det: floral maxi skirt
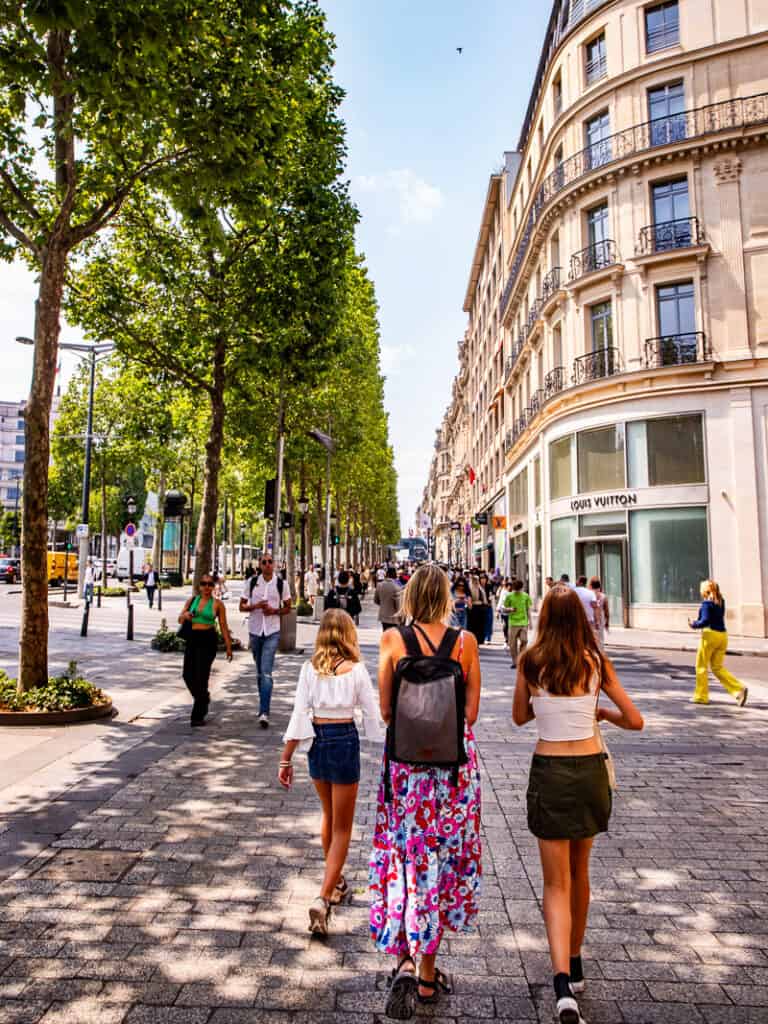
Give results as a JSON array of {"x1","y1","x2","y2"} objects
[{"x1": 368, "y1": 726, "x2": 482, "y2": 957}]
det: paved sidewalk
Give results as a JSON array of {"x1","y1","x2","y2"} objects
[{"x1": 0, "y1": 600, "x2": 765, "y2": 1022}]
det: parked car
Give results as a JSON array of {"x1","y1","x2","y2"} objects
[
  {"x1": 93, "y1": 557, "x2": 117, "y2": 579},
  {"x1": 0, "y1": 557, "x2": 19, "y2": 584}
]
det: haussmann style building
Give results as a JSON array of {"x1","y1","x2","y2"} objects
[{"x1": 422, "y1": 0, "x2": 768, "y2": 637}]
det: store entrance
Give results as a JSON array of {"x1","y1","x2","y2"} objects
[{"x1": 576, "y1": 539, "x2": 628, "y2": 627}]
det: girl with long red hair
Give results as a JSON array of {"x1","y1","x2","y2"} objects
[{"x1": 513, "y1": 585, "x2": 643, "y2": 1024}]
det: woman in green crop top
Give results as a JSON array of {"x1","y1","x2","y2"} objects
[{"x1": 179, "y1": 575, "x2": 233, "y2": 726}]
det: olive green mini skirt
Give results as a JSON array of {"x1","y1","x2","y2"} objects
[{"x1": 527, "y1": 753, "x2": 611, "y2": 840}]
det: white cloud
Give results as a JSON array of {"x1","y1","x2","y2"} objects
[
  {"x1": 380, "y1": 342, "x2": 417, "y2": 374},
  {"x1": 353, "y1": 169, "x2": 444, "y2": 232}
]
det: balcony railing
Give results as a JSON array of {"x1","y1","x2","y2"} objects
[
  {"x1": 585, "y1": 55, "x2": 607, "y2": 85},
  {"x1": 568, "y1": 240, "x2": 618, "y2": 281},
  {"x1": 544, "y1": 366, "x2": 565, "y2": 399},
  {"x1": 504, "y1": 354, "x2": 514, "y2": 380},
  {"x1": 540, "y1": 266, "x2": 563, "y2": 303},
  {"x1": 572, "y1": 347, "x2": 622, "y2": 385},
  {"x1": 499, "y1": 91, "x2": 768, "y2": 320},
  {"x1": 636, "y1": 216, "x2": 703, "y2": 256},
  {"x1": 644, "y1": 332, "x2": 709, "y2": 367}
]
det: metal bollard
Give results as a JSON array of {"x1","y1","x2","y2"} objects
[
  {"x1": 80, "y1": 602, "x2": 89, "y2": 637},
  {"x1": 63, "y1": 576, "x2": 68, "y2": 603},
  {"x1": 97, "y1": 585, "x2": 102, "y2": 608},
  {"x1": 157, "y1": 583, "x2": 162, "y2": 611},
  {"x1": 126, "y1": 603, "x2": 134, "y2": 640}
]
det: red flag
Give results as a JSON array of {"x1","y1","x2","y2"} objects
[{"x1": 467, "y1": 466, "x2": 476, "y2": 485}]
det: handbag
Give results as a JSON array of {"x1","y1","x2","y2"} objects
[
  {"x1": 594, "y1": 672, "x2": 617, "y2": 790},
  {"x1": 177, "y1": 596, "x2": 198, "y2": 641}
]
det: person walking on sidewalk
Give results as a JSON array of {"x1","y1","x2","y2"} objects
[
  {"x1": 588, "y1": 576, "x2": 609, "y2": 650},
  {"x1": 240, "y1": 554, "x2": 292, "y2": 729},
  {"x1": 279, "y1": 608, "x2": 383, "y2": 936},
  {"x1": 689, "y1": 579, "x2": 748, "y2": 707},
  {"x1": 178, "y1": 575, "x2": 233, "y2": 726},
  {"x1": 513, "y1": 585, "x2": 643, "y2": 1024},
  {"x1": 142, "y1": 561, "x2": 159, "y2": 608},
  {"x1": 370, "y1": 564, "x2": 482, "y2": 1020},
  {"x1": 325, "y1": 570, "x2": 362, "y2": 624},
  {"x1": 375, "y1": 566, "x2": 401, "y2": 631},
  {"x1": 504, "y1": 579, "x2": 532, "y2": 667}
]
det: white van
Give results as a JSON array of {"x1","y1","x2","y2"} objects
[{"x1": 115, "y1": 545, "x2": 151, "y2": 581}]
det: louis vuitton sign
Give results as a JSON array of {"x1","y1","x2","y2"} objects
[{"x1": 569, "y1": 492, "x2": 638, "y2": 512}]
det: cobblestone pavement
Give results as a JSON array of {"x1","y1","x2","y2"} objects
[{"x1": 0, "y1": 599, "x2": 766, "y2": 1023}]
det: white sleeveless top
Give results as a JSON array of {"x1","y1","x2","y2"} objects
[
  {"x1": 531, "y1": 672, "x2": 599, "y2": 742},
  {"x1": 283, "y1": 660, "x2": 385, "y2": 752}
]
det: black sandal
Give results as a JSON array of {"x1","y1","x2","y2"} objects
[
  {"x1": 384, "y1": 955, "x2": 417, "y2": 1020},
  {"x1": 329, "y1": 874, "x2": 349, "y2": 905},
  {"x1": 417, "y1": 968, "x2": 453, "y2": 1005}
]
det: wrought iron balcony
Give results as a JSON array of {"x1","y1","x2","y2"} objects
[
  {"x1": 540, "y1": 266, "x2": 563, "y2": 304},
  {"x1": 499, "y1": 90, "x2": 768, "y2": 320},
  {"x1": 585, "y1": 55, "x2": 607, "y2": 85},
  {"x1": 504, "y1": 354, "x2": 514, "y2": 380},
  {"x1": 644, "y1": 332, "x2": 709, "y2": 367},
  {"x1": 636, "y1": 216, "x2": 703, "y2": 256},
  {"x1": 572, "y1": 347, "x2": 622, "y2": 385},
  {"x1": 544, "y1": 366, "x2": 566, "y2": 399},
  {"x1": 568, "y1": 240, "x2": 618, "y2": 281}
]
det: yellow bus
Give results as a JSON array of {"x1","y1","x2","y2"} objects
[{"x1": 47, "y1": 551, "x2": 78, "y2": 584}]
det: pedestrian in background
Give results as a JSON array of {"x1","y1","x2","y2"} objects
[
  {"x1": 479, "y1": 571, "x2": 494, "y2": 642},
  {"x1": 375, "y1": 566, "x2": 401, "y2": 631},
  {"x1": 82, "y1": 559, "x2": 96, "y2": 604},
  {"x1": 513, "y1": 585, "x2": 643, "y2": 1024},
  {"x1": 178, "y1": 574, "x2": 233, "y2": 726},
  {"x1": 371, "y1": 564, "x2": 482, "y2": 1020},
  {"x1": 451, "y1": 578, "x2": 470, "y2": 629},
  {"x1": 496, "y1": 577, "x2": 512, "y2": 644},
  {"x1": 589, "y1": 577, "x2": 609, "y2": 649},
  {"x1": 504, "y1": 579, "x2": 532, "y2": 668},
  {"x1": 142, "y1": 561, "x2": 158, "y2": 609},
  {"x1": 325, "y1": 570, "x2": 362, "y2": 624},
  {"x1": 240, "y1": 554, "x2": 292, "y2": 729},
  {"x1": 467, "y1": 571, "x2": 489, "y2": 645},
  {"x1": 279, "y1": 608, "x2": 383, "y2": 936},
  {"x1": 689, "y1": 579, "x2": 748, "y2": 707},
  {"x1": 305, "y1": 564, "x2": 319, "y2": 607}
]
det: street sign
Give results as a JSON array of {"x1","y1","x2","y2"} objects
[
  {"x1": 76, "y1": 523, "x2": 89, "y2": 539},
  {"x1": 450, "y1": 521, "x2": 461, "y2": 530},
  {"x1": 474, "y1": 512, "x2": 488, "y2": 525},
  {"x1": 125, "y1": 522, "x2": 137, "y2": 538}
]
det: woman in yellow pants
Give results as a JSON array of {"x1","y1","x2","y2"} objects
[{"x1": 689, "y1": 579, "x2": 748, "y2": 707}]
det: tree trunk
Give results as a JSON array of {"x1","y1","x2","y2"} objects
[
  {"x1": 19, "y1": 244, "x2": 68, "y2": 691},
  {"x1": 186, "y1": 466, "x2": 197, "y2": 579},
  {"x1": 315, "y1": 478, "x2": 325, "y2": 567},
  {"x1": 193, "y1": 338, "x2": 226, "y2": 588},
  {"x1": 100, "y1": 467, "x2": 108, "y2": 581},
  {"x1": 285, "y1": 467, "x2": 297, "y2": 600},
  {"x1": 229, "y1": 505, "x2": 236, "y2": 580}
]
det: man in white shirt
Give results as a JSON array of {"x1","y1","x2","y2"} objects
[
  {"x1": 239, "y1": 554, "x2": 292, "y2": 728},
  {"x1": 304, "y1": 565, "x2": 319, "y2": 606},
  {"x1": 83, "y1": 560, "x2": 96, "y2": 604},
  {"x1": 574, "y1": 574, "x2": 597, "y2": 626}
]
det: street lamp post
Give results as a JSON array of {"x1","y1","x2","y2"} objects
[
  {"x1": 240, "y1": 521, "x2": 246, "y2": 577},
  {"x1": 298, "y1": 494, "x2": 309, "y2": 598},
  {"x1": 125, "y1": 494, "x2": 137, "y2": 640},
  {"x1": 329, "y1": 508, "x2": 338, "y2": 583},
  {"x1": 307, "y1": 427, "x2": 335, "y2": 589}
]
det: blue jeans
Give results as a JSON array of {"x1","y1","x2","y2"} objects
[
  {"x1": 249, "y1": 631, "x2": 280, "y2": 716},
  {"x1": 484, "y1": 605, "x2": 494, "y2": 642}
]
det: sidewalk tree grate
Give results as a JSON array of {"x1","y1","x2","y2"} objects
[{"x1": 31, "y1": 849, "x2": 139, "y2": 882}]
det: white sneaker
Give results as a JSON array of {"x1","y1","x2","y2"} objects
[
  {"x1": 308, "y1": 897, "x2": 330, "y2": 935},
  {"x1": 570, "y1": 979, "x2": 585, "y2": 994},
  {"x1": 259, "y1": 713, "x2": 269, "y2": 729},
  {"x1": 556, "y1": 995, "x2": 585, "y2": 1024}
]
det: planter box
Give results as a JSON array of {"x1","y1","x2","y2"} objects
[{"x1": 0, "y1": 701, "x2": 114, "y2": 726}]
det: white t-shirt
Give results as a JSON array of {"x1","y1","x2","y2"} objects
[
  {"x1": 574, "y1": 585, "x2": 597, "y2": 625},
  {"x1": 305, "y1": 570, "x2": 318, "y2": 596},
  {"x1": 247, "y1": 575, "x2": 287, "y2": 637}
]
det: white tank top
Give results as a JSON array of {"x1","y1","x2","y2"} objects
[{"x1": 531, "y1": 672, "x2": 599, "y2": 742}]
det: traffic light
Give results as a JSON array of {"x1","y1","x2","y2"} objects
[
  {"x1": 279, "y1": 511, "x2": 293, "y2": 529},
  {"x1": 163, "y1": 490, "x2": 186, "y2": 517},
  {"x1": 264, "y1": 478, "x2": 276, "y2": 519},
  {"x1": 65, "y1": 542, "x2": 72, "y2": 552},
  {"x1": 332, "y1": 534, "x2": 340, "y2": 546}
]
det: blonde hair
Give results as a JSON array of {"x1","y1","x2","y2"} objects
[
  {"x1": 700, "y1": 579, "x2": 723, "y2": 605},
  {"x1": 400, "y1": 564, "x2": 452, "y2": 624},
  {"x1": 311, "y1": 608, "x2": 361, "y2": 675}
]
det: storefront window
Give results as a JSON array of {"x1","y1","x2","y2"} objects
[
  {"x1": 509, "y1": 467, "x2": 528, "y2": 517},
  {"x1": 549, "y1": 435, "x2": 573, "y2": 499},
  {"x1": 579, "y1": 511, "x2": 626, "y2": 537},
  {"x1": 630, "y1": 506, "x2": 709, "y2": 603},
  {"x1": 578, "y1": 424, "x2": 625, "y2": 492},
  {"x1": 627, "y1": 415, "x2": 705, "y2": 487},
  {"x1": 551, "y1": 516, "x2": 577, "y2": 581}
]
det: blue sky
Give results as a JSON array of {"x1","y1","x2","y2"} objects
[
  {"x1": 1, "y1": 1, "x2": 551, "y2": 531},
  {"x1": 321, "y1": 0, "x2": 551, "y2": 532}
]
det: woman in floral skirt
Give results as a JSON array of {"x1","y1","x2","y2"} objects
[{"x1": 369, "y1": 564, "x2": 482, "y2": 1020}]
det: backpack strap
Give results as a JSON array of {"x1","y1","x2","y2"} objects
[
  {"x1": 434, "y1": 626, "x2": 459, "y2": 661},
  {"x1": 411, "y1": 622, "x2": 438, "y2": 655},
  {"x1": 396, "y1": 625, "x2": 423, "y2": 659}
]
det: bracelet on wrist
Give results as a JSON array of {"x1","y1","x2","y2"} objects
[{"x1": 279, "y1": 761, "x2": 293, "y2": 767}]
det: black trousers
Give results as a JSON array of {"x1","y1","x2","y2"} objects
[
  {"x1": 468, "y1": 604, "x2": 486, "y2": 644},
  {"x1": 182, "y1": 628, "x2": 218, "y2": 722},
  {"x1": 145, "y1": 585, "x2": 156, "y2": 608}
]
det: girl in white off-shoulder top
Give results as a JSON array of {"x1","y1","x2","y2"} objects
[{"x1": 278, "y1": 608, "x2": 384, "y2": 937}]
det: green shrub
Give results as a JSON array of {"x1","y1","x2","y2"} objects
[
  {"x1": 0, "y1": 661, "x2": 107, "y2": 712},
  {"x1": 150, "y1": 618, "x2": 185, "y2": 652},
  {"x1": 296, "y1": 599, "x2": 313, "y2": 616},
  {"x1": 100, "y1": 586, "x2": 127, "y2": 597}
]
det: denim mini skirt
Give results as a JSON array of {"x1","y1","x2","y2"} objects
[
  {"x1": 527, "y1": 753, "x2": 611, "y2": 840},
  {"x1": 308, "y1": 721, "x2": 360, "y2": 785}
]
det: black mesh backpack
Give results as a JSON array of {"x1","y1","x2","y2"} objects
[{"x1": 385, "y1": 624, "x2": 467, "y2": 798}]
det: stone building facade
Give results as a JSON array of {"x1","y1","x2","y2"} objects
[{"x1": 422, "y1": 0, "x2": 768, "y2": 635}]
